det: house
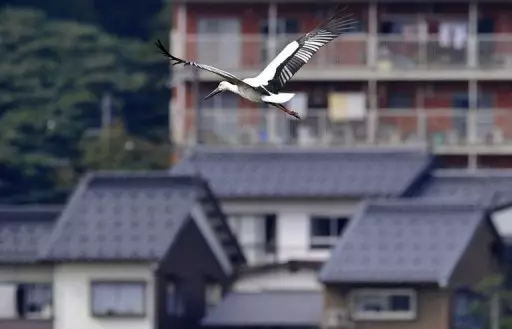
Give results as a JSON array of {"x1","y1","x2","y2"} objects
[
  {"x1": 415, "y1": 169, "x2": 512, "y2": 238},
  {"x1": 0, "y1": 206, "x2": 60, "y2": 329},
  {"x1": 319, "y1": 200, "x2": 503, "y2": 329},
  {"x1": 172, "y1": 146, "x2": 433, "y2": 270},
  {"x1": 170, "y1": 0, "x2": 512, "y2": 169},
  {"x1": 202, "y1": 260, "x2": 324, "y2": 328},
  {"x1": 0, "y1": 172, "x2": 245, "y2": 329}
]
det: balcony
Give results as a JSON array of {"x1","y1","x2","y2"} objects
[
  {"x1": 174, "y1": 33, "x2": 512, "y2": 81},
  {"x1": 239, "y1": 243, "x2": 331, "y2": 266},
  {"x1": 182, "y1": 108, "x2": 512, "y2": 154}
]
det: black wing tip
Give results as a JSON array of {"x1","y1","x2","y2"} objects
[
  {"x1": 154, "y1": 39, "x2": 187, "y2": 66},
  {"x1": 321, "y1": 4, "x2": 358, "y2": 34}
]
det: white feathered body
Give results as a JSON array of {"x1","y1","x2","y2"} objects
[{"x1": 241, "y1": 78, "x2": 295, "y2": 104}]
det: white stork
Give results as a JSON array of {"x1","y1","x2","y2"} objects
[{"x1": 156, "y1": 6, "x2": 356, "y2": 119}]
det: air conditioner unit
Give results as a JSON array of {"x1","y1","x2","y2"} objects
[{"x1": 322, "y1": 308, "x2": 353, "y2": 328}]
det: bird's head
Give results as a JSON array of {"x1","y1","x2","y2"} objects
[{"x1": 204, "y1": 81, "x2": 231, "y2": 100}]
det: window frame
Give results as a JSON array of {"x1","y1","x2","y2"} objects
[
  {"x1": 89, "y1": 280, "x2": 147, "y2": 318},
  {"x1": 165, "y1": 280, "x2": 185, "y2": 317},
  {"x1": 228, "y1": 213, "x2": 277, "y2": 254},
  {"x1": 0, "y1": 282, "x2": 53, "y2": 320},
  {"x1": 309, "y1": 216, "x2": 348, "y2": 249},
  {"x1": 205, "y1": 281, "x2": 223, "y2": 310},
  {"x1": 349, "y1": 289, "x2": 417, "y2": 321}
]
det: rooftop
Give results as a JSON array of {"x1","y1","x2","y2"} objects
[
  {"x1": 172, "y1": 147, "x2": 433, "y2": 199},
  {"x1": 202, "y1": 291, "x2": 322, "y2": 327},
  {"x1": 0, "y1": 206, "x2": 60, "y2": 264},
  {"x1": 39, "y1": 172, "x2": 244, "y2": 265},
  {"x1": 417, "y1": 169, "x2": 512, "y2": 207},
  {"x1": 319, "y1": 200, "x2": 491, "y2": 286}
]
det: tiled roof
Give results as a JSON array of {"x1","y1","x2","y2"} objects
[
  {"x1": 319, "y1": 200, "x2": 488, "y2": 286},
  {"x1": 172, "y1": 147, "x2": 433, "y2": 198},
  {"x1": 417, "y1": 169, "x2": 512, "y2": 207},
  {"x1": 202, "y1": 291, "x2": 322, "y2": 327},
  {"x1": 40, "y1": 172, "x2": 244, "y2": 264},
  {"x1": 0, "y1": 206, "x2": 60, "y2": 263}
]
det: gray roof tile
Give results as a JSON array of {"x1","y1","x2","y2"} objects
[
  {"x1": 202, "y1": 291, "x2": 322, "y2": 326},
  {"x1": 172, "y1": 147, "x2": 432, "y2": 198},
  {"x1": 40, "y1": 172, "x2": 244, "y2": 264},
  {"x1": 319, "y1": 200, "x2": 487, "y2": 285},
  {"x1": 0, "y1": 206, "x2": 60, "y2": 263},
  {"x1": 417, "y1": 169, "x2": 512, "y2": 207}
]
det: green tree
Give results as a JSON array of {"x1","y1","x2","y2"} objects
[
  {"x1": 80, "y1": 119, "x2": 168, "y2": 171},
  {"x1": 0, "y1": 7, "x2": 166, "y2": 203}
]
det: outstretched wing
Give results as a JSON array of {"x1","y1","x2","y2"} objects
[
  {"x1": 255, "y1": 6, "x2": 356, "y2": 94},
  {"x1": 155, "y1": 39, "x2": 245, "y2": 85}
]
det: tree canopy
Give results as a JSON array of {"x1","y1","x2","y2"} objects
[{"x1": 0, "y1": 7, "x2": 168, "y2": 203}]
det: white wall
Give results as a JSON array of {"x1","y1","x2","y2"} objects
[
  {"x1": 53, "y1": 263, "x2": 155, "y2": 329},
  {"x1": 233, "y1": 267, "x2": 322, "y2": 292},
  {"x1": 222, "y1": 199, "x2": 358, "y2": 264},
  {"x1": 492, "y1": 207, "x2": 512, "y2": 237}
]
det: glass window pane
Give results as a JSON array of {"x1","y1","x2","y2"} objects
[
  {"x1": 311, "y1": 218, "x2": 331, "y2": 237},
  {"x1": 389, "y1": 294, "x2": 411, "y2": 311},
  {"x1": 92, "y1": 284, "x2": 117, "y2": 315},
  {"x1": 23, "y1": 284, "x2": 52, "y2": 318},
  {"x1": 166, "y1": 283, "x2": 185, "y2": 316},
  {"x1": 92, "y1": 283, "x2": 144, "y2": 316},
  {"x1": 336, "y1": 218, "x2": 348, "y2": 235},
  {"x1": 356, "y1": 295, "x2": 387, "y2": 312}
]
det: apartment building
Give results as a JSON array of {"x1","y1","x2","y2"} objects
[{"x1": 169, "y1": 0, "x2": 512, "y2": 168}]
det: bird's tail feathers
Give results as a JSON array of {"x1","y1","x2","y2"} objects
[
  {"x1": 155, "y1": 39, "x2": 189, "y2": 66},
  {"x1": 262, "y1": 93, "x2": 295, "y2": 104}
]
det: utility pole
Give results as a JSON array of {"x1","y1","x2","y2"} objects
[
  {"x1": 490, "y1": 290, "x2": 500, "y2": 329},
  {"x1": 101, "y1": 92, "x2": 113, "y2": 154},
  {"x1": 193, "y1": 67, "x2": 202, "y2": 144}
]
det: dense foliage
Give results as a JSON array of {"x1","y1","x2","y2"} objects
[{"x1": 0, "y1": 6, "x2": 169, "y2": 203}]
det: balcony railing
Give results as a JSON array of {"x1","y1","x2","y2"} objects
[
  {"x1": 182, "y1": 108, "x2": 512, "y2": 151},
  {"x1": 239, "y1": 242, "x2": 332, "y2": 266},
  {"x1": 183, "y1": 33, "x2": 367, "y2": 71},
  {"x1": 179, "y1": 33, "x2": 512, "y2": 71}
]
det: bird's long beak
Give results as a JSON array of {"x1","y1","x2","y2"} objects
[{"x1": 204, "y1": 88, "x2": 223, "y2": 100}]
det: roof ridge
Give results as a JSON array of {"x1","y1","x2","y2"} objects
[
  {"x1": 189, "y1": 145, "x2": 430, "y2": 155},
  {"x1": 434, "y1": 169, "x2": 512, "y2": 178},
  {"x1": 0, "y1": 205, "x2": 62, "y2": 212}
]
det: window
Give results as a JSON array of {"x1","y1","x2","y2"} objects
[
  {"x1": 228, "y1": 214, "x2": 277, "y2": 254},
  {"x1": 205, "y1": 282, "x2": 222, "y2": 310},
  {"x1": 0, "y1": 283, "x2": 52, "y2": 319},
  {"x1": 91, "y1": 281, "x2": 146, "y2": 317},
  {"x1": 166, "y1": 282, "x2": 185, "y2": 316},
  {"x1": 387, "y1": 92, "x2": 414, "y2": 109},
  {"x1": 350, "y1": 289, "x2": 417, "y2": 320},
  {"x1": 310, "y1": 216, "x2": 348, "y2": 249}
]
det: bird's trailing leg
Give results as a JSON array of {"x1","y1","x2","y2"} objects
[{"x1": 270, "y1": 103, "x2": 301, "y2": 120}]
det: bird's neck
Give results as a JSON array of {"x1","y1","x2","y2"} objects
[{"x1": 226, "y1": 83, "x2": 239, "y2": 94}]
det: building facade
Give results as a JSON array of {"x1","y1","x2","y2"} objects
[
  {"x1": 169, "y1": 0, "x2": 512, "y2": 168},
  {"x1": 171, "y1": 147, "x2": 433, "y2": 269}
]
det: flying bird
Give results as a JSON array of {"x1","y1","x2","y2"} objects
[{"x1": 156, "y1": 6, "x2": 356, "y2": 119}]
